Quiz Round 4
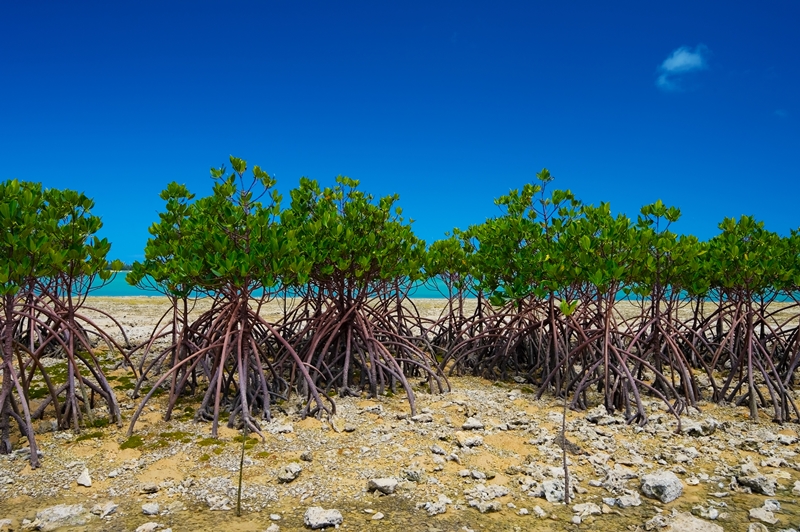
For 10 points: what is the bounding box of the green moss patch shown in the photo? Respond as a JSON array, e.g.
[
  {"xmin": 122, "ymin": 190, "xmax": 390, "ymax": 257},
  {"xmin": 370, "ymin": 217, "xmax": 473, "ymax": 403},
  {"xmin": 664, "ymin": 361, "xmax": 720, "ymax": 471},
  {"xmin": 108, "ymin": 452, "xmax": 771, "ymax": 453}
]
[
  {"xmin": 76, "ymin": 431, "xmax": 103, "ymax": 442},
  {"xmin": 120, "ymin": 435, "xmax": 144, "ymax": 449}
]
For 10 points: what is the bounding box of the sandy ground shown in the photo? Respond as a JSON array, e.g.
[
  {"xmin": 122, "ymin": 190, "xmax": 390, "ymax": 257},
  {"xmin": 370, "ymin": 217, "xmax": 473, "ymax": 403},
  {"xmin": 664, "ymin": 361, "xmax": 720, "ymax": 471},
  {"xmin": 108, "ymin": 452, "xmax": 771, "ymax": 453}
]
[{"xmin": 2, "ymin": 297, "xmax": 800, "ymax": 532}]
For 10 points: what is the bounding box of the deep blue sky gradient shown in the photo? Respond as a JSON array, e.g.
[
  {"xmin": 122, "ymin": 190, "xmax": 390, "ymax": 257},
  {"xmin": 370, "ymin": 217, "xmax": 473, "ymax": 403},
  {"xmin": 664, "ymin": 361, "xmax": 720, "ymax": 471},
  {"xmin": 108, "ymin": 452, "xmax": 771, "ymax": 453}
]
[{"xmin": 2, "ymin": 1, "xmax": 798, "ymax": 262}]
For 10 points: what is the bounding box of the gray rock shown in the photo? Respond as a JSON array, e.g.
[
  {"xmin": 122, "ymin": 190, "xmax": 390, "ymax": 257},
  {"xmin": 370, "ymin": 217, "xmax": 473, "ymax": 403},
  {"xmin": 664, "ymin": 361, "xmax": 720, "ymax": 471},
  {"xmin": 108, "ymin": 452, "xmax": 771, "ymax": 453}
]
[
  {"xmin": 266, "ymin": 524, "xmax": 280, "ymax": 532},
  {"xmin": 367, "ymin": 477, "xmax": 398, "ymax": 495},
  {"xmin": 303, "ymin": 507, "xmax": 343, "ymax": 529},
  {"xmin": 300, "ymin": 451, "xmax": 313, "ymax": 462},
  {"xmin": 586, "ymin": 405, "xmax": 620, "ymax": 425},
  {"xmin": 419, "ymin": 500, "xmax": 447, "ymax": 516},
  {"xmin": 35, "ymin": 420, "xmax": 58, "ymax": 434},
  {"xmin": 749, "ymin": 507, "xmax": 778, "ymax": 525},
  {"xmin": 464, "ymin": 482, "xmax": 509, "ymax": 511},
  {"xmin": 90, "ymin": 501, "xmax": 118, "ymax": 518},
  {"xmin": 617, "ymin": 491, "xmax": 643, "ymax": 508},
  {"xmin": 402, "ymin": 469, "xmax": 422, "ymax": 482},
  {"xmin": 468, "ymin": 500, "xmax": 501, "ymax": 513},
  {"xmin": 430, "ymin": 444, "xmax": 446, "ymax": 455},
  {"xmin": 134, "ymin": 523, "xmax": 161, "ymax": 532},
  {"xmin": 665, "ymin": 512, "xmax": 723, "ymax": 532},
  {"xmin": 164, "ymin": 501, "xmax": 185, "ymax": 513},
  {"xmin": 602, "ymin": 464, "xmax": 638, "ymax": 493},
  {"xmin": 76, "ymin": 467, "xmax": 92, "ymax": 487},
  {"xmin": 763, "ymin": 499, "xmax": 781, "ymax": 512},
  {"xmin": 737, "ymin": 475, "xmax": 777, "ymax": 496},
  {"xmin": 34, "ymin": 505, "xmax": 89, "ymax": 531},
  {"xmin": 462, "ymin": 417, "xmax": 484, "ymax": 430},
  {"xmin": 455, "ymin": 431, "xmax": 483, "ymax": 448},
  {"xmin": 793, "ymin": 480, "xmax": 800, "ymax": 495},
  {"xmin": 471, "ymin": 470, "xmax": 486, "ymax": 480},
  {"xmin": 268, "ymin": 423, "xmax": 294, "ymax": 434},
  {"xmin": 278, "ymin": 463, "xmax": 302, "ymax": 483},
  {"xmin": 641, "ymin": 471, "xmax": 684, "ymax": 503},
  {"xmin": 681, "ymin": 417, "xmax": 718, "ymax": 436},
  {"xmin": 542, "ymin": 479, "xmax": 567, "ymax": 503},
  {"xmin": 741, "ymin": 462, "xmax": 760, "ymax": 476},
  {"xmin": 761, "ymin": 456, "xmax": 788, "ymax": 468},
  {"xmin": 573, "ymin": 502, "xmax": 601, "ymax": 516},
  {"xmin": 645, "ymin": 514, "xmax": 670, "ymax": 530},
  {"xmin": 206, "ymin": 495, "xmax": 231, "ymax": 511},
  {"xmin": 142, "ymin": 503, "xmax": 160, "ymax": 516},
  {"xmin": 748, "ymin": 524, "xmax": 770, "ymax": 532},
  {"xmin": 140, "ymin": 482, "xmax": 159, "ymax": 494},
  {"xmin": 411, "ymin": 413, "xmax": 433, "ymax": 423}
]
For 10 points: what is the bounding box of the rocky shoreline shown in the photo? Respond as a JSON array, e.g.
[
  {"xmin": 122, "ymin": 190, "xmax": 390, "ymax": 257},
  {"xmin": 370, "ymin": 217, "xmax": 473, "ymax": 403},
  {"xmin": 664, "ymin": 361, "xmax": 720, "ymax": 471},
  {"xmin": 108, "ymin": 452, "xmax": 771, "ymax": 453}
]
[{"xmin": 2, "ymin": 298, "xmax": 800, "ymax": 531}]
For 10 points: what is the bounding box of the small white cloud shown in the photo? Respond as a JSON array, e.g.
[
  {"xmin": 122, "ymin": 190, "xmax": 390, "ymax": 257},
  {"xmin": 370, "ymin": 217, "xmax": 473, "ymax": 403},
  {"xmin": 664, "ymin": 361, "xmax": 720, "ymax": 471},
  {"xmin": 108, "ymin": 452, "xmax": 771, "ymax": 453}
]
[
  {"xmin": 775, "ymin": 109, "xmax": 788, "ymax": 118},
  {"xmin": 656, "ymin": 44, "xmax": 710, "ymax": 92}
]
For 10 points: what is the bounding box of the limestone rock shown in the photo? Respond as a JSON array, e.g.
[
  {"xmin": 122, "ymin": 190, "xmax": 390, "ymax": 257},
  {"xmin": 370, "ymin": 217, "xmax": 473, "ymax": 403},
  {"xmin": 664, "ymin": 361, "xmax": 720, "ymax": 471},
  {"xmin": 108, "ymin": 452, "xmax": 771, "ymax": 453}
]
[
  {"xmin": 142, "ymin": 503, "xmax": 160, "ymax": 516},
  {"xmin": 277, "ymin": 463, "xmax": 302, "ymax": 483},
  {"xmin": 206, "ymin": 495, "xmax": 231, "ymax": 511},
  {"xmin": 140, "ymin": 482, "xmax": 159, "ymax": 494},
  {"xmin": 462, "ymin": 417, "xmax": 484, "ymax": 430},
  {"xmin": 645, "ymin": 514, "xmax": 670, "ymax": 530},
  {"xmin": 430, "ymin": 444, "xmax": 446, "ymax": 455},
  {"xmin": 542, "ymin": 479, "xmax": 568, "ymax": 503},
  {"xmin": 455, "ymin": 431, "xmax": 484, "ymax": 448},
  {"xmin": 34, "ymin": 505, "xmax": 89, "ymax": 531},
  {"xmin": 134, "ymin": 523, "xmax": 161, "ymax": 532},
  {"xmin": 76, "ymin": 468, "xmax": 92, "ymax": 487},
  {"xmin": 665, "ymin": 512, "xmax": 723, "ymax": 532},
  {"xmin": 367, "ymin": 477, "xmax": 398, "ymax": 495},
  {"xmin": 737, "ymin": 475, "xmax": 777, "ymax": 496},
  {"xmin": 90, "ymin": 501, "xmax": 118, "ymax": 518},
  {"xmin": 469, "ymin": 500, "xmax": 501, "ymax": 513},
  {"xmin": 573, "ymin": 502, "xmax": 601, "ymax": 516},
  {"xmin": 419, "ymin": 500, "xmax": 447, "ymax": 516},
  {"xmin": 268, "ymin": 423, "xmax": 294, "ymax": 434},
  {"xmin": 763, "ymin": 499, "xmax": 780, "ymax": 512},
  {"xmin": 748, "ymin": 507, "xmax": 778, "ymax": 525},
  {"xmin": 617, "ymin": 490, "xmax": 643, "ymax": 508},
  {"xmin": 402, "ymin": 468, "xmax": 422, "ymax": 482},
  {"xmin": 681, "ymin": 417, "xmax": 718, "ymax": 437},
  {"xmin": 641, "ymin": 471, "xmax": 683, "ymax": 503},
  {"xmin": 303, "ymin": 507, "xmax": 343, "ymax": 529}
]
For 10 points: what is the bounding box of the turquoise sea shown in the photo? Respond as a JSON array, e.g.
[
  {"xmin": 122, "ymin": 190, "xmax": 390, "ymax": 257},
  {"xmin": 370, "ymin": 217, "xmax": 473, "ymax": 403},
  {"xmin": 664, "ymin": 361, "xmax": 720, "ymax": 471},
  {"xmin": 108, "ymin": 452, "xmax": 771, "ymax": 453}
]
[
  {"xmin": 88, "ymin": 274, "xmax": 799, "ymax": 303},
  {"xmin": 90, "ymin": 273, "xmax": 456, "ymax": 298}
]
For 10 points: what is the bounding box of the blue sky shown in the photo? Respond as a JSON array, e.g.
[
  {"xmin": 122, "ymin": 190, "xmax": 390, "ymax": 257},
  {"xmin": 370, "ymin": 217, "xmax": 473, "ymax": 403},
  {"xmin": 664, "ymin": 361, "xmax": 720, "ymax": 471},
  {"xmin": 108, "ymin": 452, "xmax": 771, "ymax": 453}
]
[{"xmin": 1, "ymin": 1, "xmax": 798, "ymax": 262}]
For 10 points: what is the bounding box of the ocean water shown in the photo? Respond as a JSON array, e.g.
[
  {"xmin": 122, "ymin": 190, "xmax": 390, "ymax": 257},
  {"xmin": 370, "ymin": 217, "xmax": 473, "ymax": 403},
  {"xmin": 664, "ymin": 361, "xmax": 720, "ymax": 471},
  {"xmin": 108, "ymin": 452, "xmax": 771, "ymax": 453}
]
[
  {"xmin": 90, "ymin": 273, "xmax": 456, "ymax": 298},
  {"xmin": 87, "ymin": 274, "xmax": 800, "ymax": 303}
]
